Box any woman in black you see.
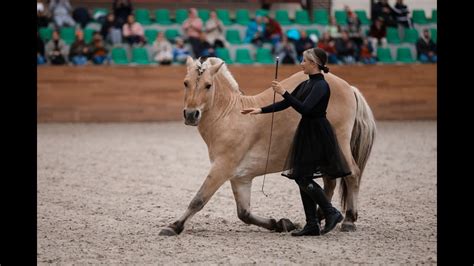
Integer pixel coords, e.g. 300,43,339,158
241,48,351,236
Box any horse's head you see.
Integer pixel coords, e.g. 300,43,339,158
183,56,225,126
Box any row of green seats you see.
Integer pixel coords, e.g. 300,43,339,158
216,47,274,64
386,28,437,44
111,47,151,65
377,47,419,63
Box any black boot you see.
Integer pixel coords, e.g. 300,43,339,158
296,178,343,235
291,187,321,236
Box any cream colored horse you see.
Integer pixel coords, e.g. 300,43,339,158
159,56,376,236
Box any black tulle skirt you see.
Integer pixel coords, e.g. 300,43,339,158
281,116,352,180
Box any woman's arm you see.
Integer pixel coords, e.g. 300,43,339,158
281,81,327,115
260,82,303,113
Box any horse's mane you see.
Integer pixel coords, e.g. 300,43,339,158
197,57,243,95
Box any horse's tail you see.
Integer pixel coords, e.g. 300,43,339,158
340,86,377,210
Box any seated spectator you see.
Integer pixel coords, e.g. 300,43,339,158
182,8,203,58
45,30,68,65
244,15,265,47
72,6,92,29
90,32,109,65
113,0,133,27
37,0,51,28
173,37,191,63
196,32,216,58
416,28,437,63
358,38,376,64
317,32,339,64
37,31,46,65
122,14,145,46
101,13,122,46
263,15,283,48
49,0,75,28
392,0,411,28
295,30,315,62
205,11,226,48
368,17,387,56
345,5,363,48
152,32,173,65
335,31,356,64
327,16,341,39
69,30,91,65
275,35,298,64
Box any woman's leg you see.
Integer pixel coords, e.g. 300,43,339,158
291,183,321,236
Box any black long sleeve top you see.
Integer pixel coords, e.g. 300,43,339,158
261,73,330,118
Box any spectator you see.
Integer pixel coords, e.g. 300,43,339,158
173,37,191,63
416,28,437,63
72,6,92,29
45,30,68,65
335,31,356,64
113,0,132,27
275,35,298,64
37,32,46,65
49,0,76,28
345,5,363,48
368,17,387,56
182,8,204,57
152,32,173,65
372,0,397,27
317,32,339,64
205,11,226,48
358,38,376,64
101,13,122,45
244,15,265,47
90,32,109,65
327,16,341,39
262,15,283,47
69,30,91,65
295,30,315,62
196,32,216,58
392,0,411,28
122,14,145,46
37,0,51,28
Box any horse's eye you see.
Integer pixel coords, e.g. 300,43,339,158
184,82,188,88
205,84,212,90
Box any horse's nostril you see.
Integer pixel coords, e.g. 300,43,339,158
194,110,200,119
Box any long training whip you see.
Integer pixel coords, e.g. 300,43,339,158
261,56,279,197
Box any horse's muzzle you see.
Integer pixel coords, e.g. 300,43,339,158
183,109,201,126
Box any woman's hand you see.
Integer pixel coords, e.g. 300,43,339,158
241,108,262,115
271,80,286,95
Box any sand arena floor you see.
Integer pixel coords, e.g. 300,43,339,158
37,121,436,264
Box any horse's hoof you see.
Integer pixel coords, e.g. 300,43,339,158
159,227,178,236
276,218,297,232
340,222,356,232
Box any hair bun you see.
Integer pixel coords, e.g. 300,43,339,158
322,65,329,73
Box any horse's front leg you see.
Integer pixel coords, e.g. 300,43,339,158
159,163,230,236
230,178,296,232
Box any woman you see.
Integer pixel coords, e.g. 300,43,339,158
241,48,351,236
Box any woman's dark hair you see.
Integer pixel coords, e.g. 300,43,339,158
312,47,330,73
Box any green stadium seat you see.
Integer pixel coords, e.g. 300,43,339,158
165,29,180,42
430,28,437,43
39,27,53,42
216,9,233,26
235,49,254,64
386,27,401,44
225,29,242,45
275,10,291,25
216,48,233,64
412,9,428,25
235,9,251,26
92,8,108,20
175,9,188,24
135,8,152,25
255,9,269,18
145,29,158,43
430,9,437,23
255,48,274,64
60,27,75,45
403,28,419,44
355,10,370,25
131,47,150,65
313,9,329,25
396,47,415,63
377,47,395,63
155,9,172,25
295,10,311,25
334,10,348,26
83,28,95,43
111,47,129,65
198,9,210,22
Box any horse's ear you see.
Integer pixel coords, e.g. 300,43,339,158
210,61,225,75
185,56,194,71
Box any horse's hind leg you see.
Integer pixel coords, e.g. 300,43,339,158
230,178,296,232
